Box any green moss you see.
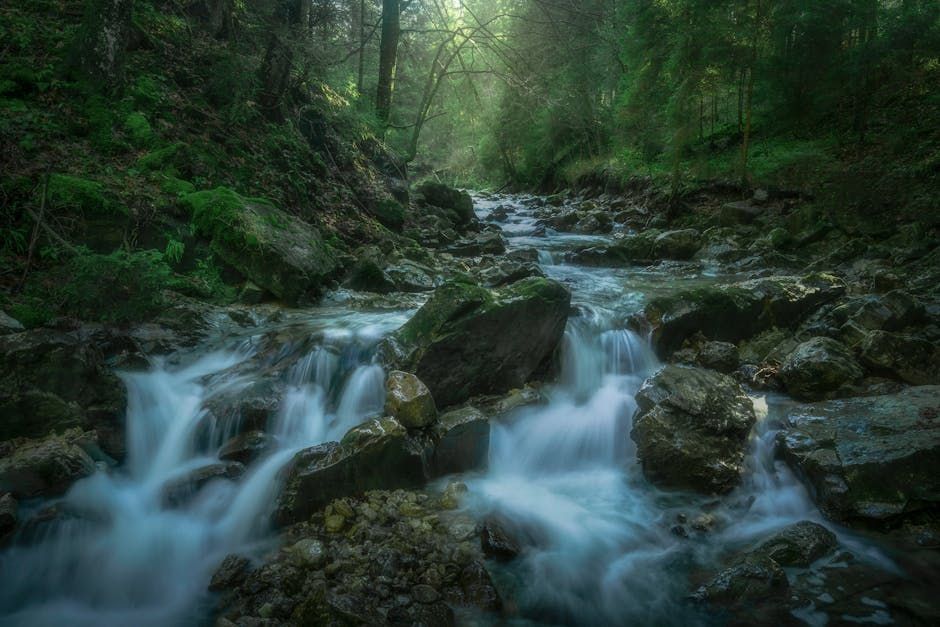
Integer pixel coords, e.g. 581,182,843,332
7,299,54,329
182,187,272,250
160,176,195,197
124,112,154,148
396,281,492,347
46,174,125,216
61,249,172,322
138,142,183,173
129,74,167,110
370,199,407,231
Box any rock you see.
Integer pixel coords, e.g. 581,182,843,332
288,538,326,568
780,386,940,527
416,182,475,227
0,311,24,334
0,493,17,542
752,521,838,567
218,430,273,464
473,259,544,288
675,339,739,374
651,229,702,260
569,230,659,266
412,584,441,604
444,232,506,257
183,187,339,304
574,212,612,234
162,461,245,507
209,554,251,592
631,366,756,494
0,328,127,457
431,407,490,477
385,260,440,292
384,371,438,429
202,377,284,436
480,515,521,561
440,481,468,509
720,201,764,225
380,278,570,407
692,554,788,604
637,273,845,358
274,418,429,526
0,429,98,498
779,337,863,401
859,330,939,385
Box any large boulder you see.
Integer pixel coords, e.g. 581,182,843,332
274,417,430,526
183,187,339,304
0,328,127,458
415,182,475,227
651,229,702,260
636,273,845,357
751,521,838,567
859,330,939,385
431,407,490,477
780,386,940,527
444,232,507,257
630,366,757,494
779,337,863,401
380,278,570,407
0,429,98,498
384,371,438,429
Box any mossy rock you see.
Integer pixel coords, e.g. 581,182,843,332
182,187,339,304
368,198,407,231
380,277,570,407
46,174,124,216
124,112,154,147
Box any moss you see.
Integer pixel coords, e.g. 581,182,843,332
369,199,406,231
124,112,154,148
7,299,54,329
128,74,167,110
46,174,125,216
396,281,493,347
160,176,195,197
182,187,272,250
138,142,183,173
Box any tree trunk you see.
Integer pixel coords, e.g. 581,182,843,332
72,0,134,90
356,0,366,95
258,33,293,121
376,0,401,125
740,0,762,183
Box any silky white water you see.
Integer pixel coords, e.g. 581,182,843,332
0,314,404,627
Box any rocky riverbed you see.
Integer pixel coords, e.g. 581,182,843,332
1,185,938,626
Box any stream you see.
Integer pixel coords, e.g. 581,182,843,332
0,194,893,626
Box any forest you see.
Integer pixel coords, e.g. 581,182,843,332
0,1,939,626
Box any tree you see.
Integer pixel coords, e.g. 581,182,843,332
71,0,135,89
376,0,401,125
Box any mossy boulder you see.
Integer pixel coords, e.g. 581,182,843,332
0,328,128,458
183,187,339,304
779,337,863,401
859,330,940,385
415,182,475,227
651,229,702,260
384,371,438,429
379,277,570,407
637,273,845,358
123,111,154,147
631,365,756,494
780,386,940,527
0,428,98,498
274,417,430,526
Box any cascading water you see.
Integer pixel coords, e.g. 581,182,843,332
0,316,399,627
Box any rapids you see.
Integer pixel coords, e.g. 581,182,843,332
0,194,892,626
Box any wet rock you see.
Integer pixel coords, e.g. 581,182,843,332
779,337,863,401
480,515,521,561
859,330,939,385
631,366,756,494
162,461,245,507
651,229,702,260
780,386,940,527
288,538,326,568
384,371,438,430
473,259,544,288
218,431,273,465
719,200,764,225
379,278,570,407
385,260,440,292
574,212,613,234
440,481,468,510
675,338,740,374
219,490,500,623
0,428,98,498
569,230,659,266
0,328,128,457
752,521,837,567
203,378,284,436
431,407,490,477
692,554,787,604
182,188,339,304
0,493,17,542
209,554,252,592
274,418,429,526
416,182,475,228
637,273,845,358
0,311,24,334
444,232,506,257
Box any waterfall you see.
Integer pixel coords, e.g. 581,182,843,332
0,324,392,627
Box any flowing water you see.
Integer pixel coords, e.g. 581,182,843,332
0,195,888,626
